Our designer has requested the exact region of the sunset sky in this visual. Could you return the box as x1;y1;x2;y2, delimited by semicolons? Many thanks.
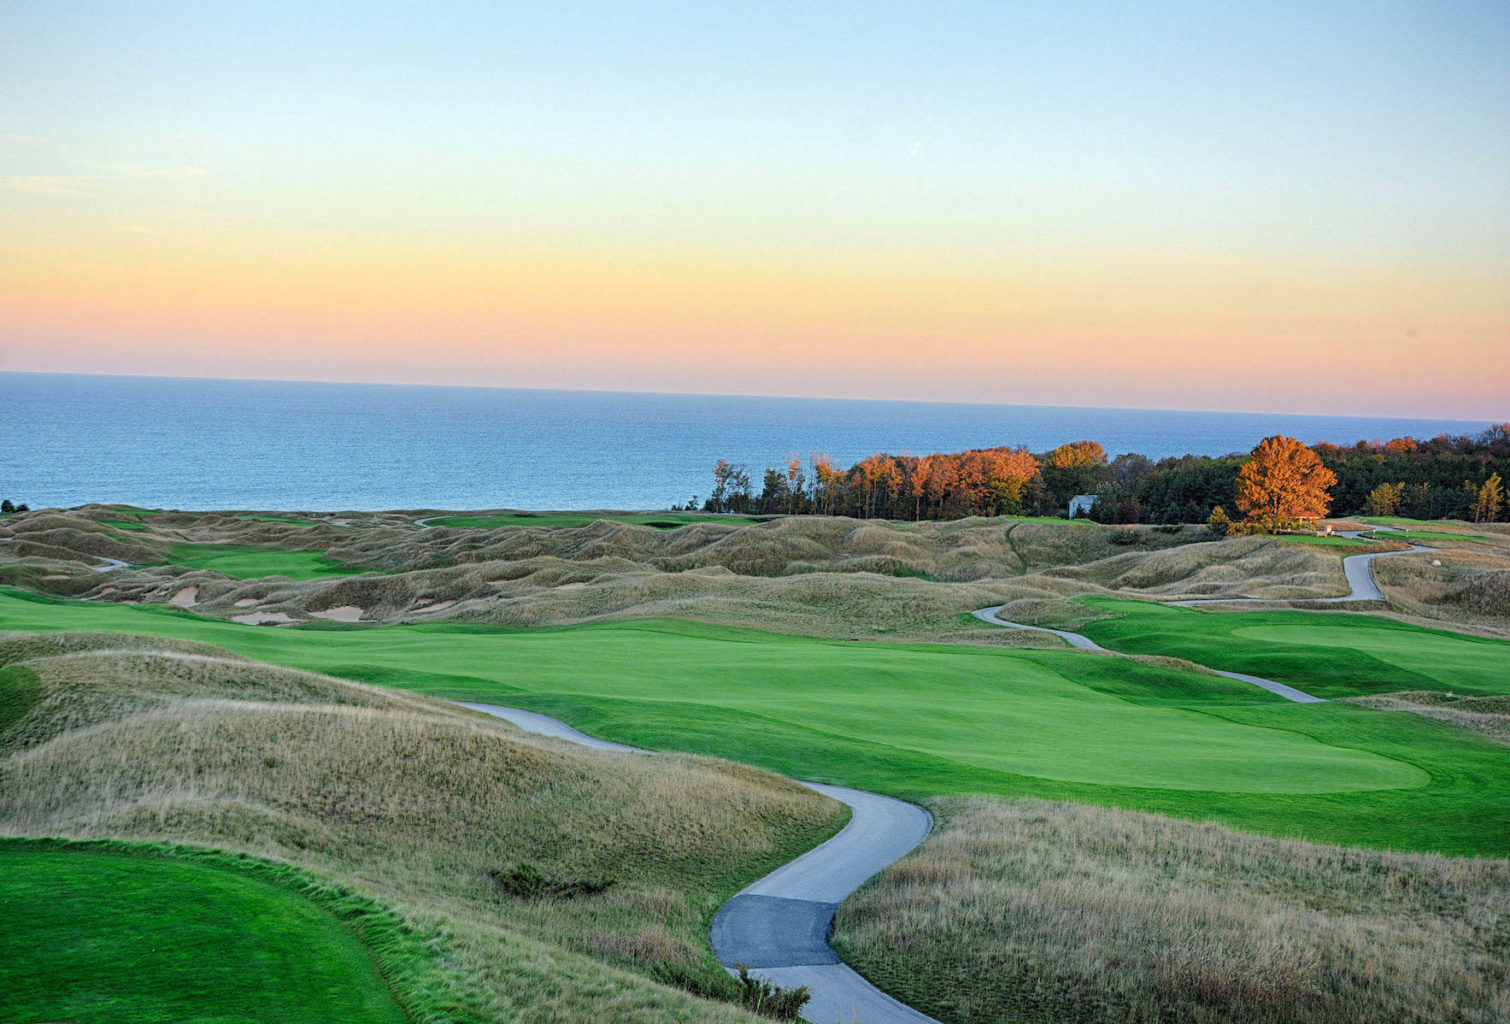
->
3;2;1507;418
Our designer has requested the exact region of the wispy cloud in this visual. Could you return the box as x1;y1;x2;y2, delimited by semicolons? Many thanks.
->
1;174;94;196
1;162;210;197
76;162;209;178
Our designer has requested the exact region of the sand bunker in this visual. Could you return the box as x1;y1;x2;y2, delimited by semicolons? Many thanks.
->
233;598;258;607
232;611;298;626
310;605;364;622
169;586;199;607
412;599;456;613
40;574;68;581
556;582;588;590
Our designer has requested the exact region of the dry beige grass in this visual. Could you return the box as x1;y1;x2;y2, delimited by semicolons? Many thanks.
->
1347;691;1510;746
0;632;846;1023
834;797;1510;1024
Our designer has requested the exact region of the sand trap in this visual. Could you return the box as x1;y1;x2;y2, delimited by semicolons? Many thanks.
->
556;582;588;590
232;611;298;626
412;599;455;613
169;585;199;607
233;598;258;607
98;586;119;595
40;574;68;580
311;605;364;622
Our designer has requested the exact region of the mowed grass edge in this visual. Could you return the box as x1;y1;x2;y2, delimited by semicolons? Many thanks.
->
0;837;449;1024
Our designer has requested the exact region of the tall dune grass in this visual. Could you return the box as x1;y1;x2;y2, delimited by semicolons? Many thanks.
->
834;797;1510;1024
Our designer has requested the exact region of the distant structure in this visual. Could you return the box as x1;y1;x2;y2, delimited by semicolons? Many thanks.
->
1068;494;1097;519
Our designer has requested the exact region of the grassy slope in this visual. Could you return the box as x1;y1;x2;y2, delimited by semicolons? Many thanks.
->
1072;597;1510;697
834;797;1510;1024
166;543;364;581
0;633;843;1024
427;512;773;529
1;589;1504;854
0;841;409;1024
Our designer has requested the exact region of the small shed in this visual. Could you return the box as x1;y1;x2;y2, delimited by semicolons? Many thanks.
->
1068;494;1097;519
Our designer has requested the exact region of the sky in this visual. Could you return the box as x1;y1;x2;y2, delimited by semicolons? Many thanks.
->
2;1;1507;418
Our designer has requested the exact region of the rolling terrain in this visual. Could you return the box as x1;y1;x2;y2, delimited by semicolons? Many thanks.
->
1;505;1507;1022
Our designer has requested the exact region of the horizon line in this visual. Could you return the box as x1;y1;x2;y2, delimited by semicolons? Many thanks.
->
0;368;1498;429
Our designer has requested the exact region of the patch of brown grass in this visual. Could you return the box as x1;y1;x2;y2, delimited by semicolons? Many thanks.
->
834;797;1510;1024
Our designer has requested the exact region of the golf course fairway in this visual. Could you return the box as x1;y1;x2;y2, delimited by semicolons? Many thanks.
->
1;587;1505;855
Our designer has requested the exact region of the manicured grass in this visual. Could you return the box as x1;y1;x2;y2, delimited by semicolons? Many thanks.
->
426;512;776;529
0;840;409;1024
166;543;364;581
1072;597;1510;698
101;519;150;531
1359;515;1473;528
1360;527;1492;543
1273;533;1379;548
0;588;1504;854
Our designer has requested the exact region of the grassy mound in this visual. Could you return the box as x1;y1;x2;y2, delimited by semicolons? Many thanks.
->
0;840;410;1024
834;797;1510;1024
0;632;844;1023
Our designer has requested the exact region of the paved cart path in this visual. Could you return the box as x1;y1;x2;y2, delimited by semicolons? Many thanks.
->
458;702;940;1024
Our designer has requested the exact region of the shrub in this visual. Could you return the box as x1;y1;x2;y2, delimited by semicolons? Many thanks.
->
733;965;810;1020
487;862;617;899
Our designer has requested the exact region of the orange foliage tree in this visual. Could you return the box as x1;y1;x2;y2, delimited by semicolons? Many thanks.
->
1234;436;1337;531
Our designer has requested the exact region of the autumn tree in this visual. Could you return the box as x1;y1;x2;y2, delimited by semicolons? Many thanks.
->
1473;473;1504;523
1233;436;1338;532
1041;440;1107;508
1362;482;1403;517
784;455;805;514
810;454;837;515
1206;505;1231;536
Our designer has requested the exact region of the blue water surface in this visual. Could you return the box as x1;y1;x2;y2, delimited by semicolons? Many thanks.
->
3;372;1490;511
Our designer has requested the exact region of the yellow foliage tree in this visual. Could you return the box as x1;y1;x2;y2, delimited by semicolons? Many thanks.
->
1234;436;1338;532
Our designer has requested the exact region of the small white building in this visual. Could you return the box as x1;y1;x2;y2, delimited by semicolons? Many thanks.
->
1068;494;1097;519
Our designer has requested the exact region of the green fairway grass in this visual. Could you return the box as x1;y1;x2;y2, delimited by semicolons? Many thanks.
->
167;543;364;580
101;519;150;531
1071;597;1510;698
1359;515;1475;528
1273;534;1380;548
0;840;409;1024
0;588;1504;854
426;511;775;529
1360;527;1491;543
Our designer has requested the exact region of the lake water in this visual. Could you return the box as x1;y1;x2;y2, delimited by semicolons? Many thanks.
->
3;372;1491;511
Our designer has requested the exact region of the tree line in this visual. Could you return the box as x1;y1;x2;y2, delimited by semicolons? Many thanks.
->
691;423;1510;525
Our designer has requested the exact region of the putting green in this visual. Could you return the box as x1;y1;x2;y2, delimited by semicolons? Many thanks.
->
0;842;407;1024
1075;598;1510;698
166;543;363;581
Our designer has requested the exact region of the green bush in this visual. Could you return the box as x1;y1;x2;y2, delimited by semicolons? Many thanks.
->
733;965;811;1020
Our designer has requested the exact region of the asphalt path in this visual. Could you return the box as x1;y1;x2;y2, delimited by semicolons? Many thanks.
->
458;702;940;1024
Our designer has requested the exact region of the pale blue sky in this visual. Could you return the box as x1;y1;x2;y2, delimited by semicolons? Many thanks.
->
3;2;1507;416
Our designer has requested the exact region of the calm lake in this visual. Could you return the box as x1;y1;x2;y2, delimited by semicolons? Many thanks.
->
4;372;1490;511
